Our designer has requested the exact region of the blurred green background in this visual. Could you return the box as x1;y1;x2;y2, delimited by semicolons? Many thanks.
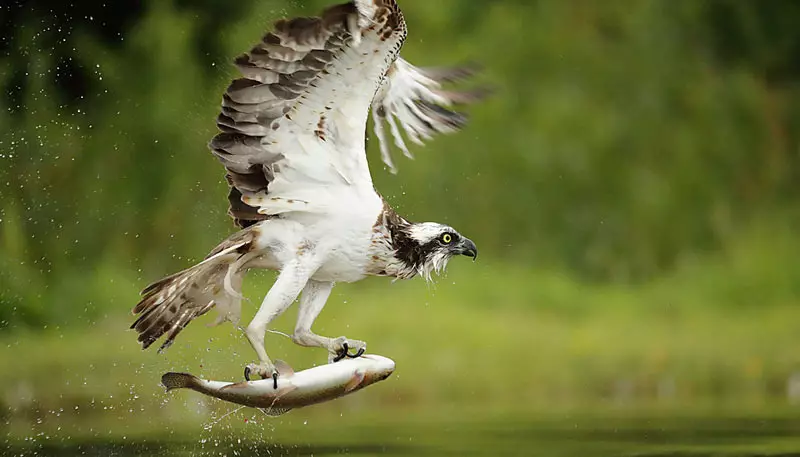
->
2;0;800;455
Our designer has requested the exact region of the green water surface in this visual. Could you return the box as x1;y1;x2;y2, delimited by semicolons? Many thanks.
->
4;412;800;456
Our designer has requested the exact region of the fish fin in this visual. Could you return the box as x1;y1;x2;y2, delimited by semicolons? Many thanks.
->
274;359;295;377
344;369;366;393
161;372;199;392
260;406;292;417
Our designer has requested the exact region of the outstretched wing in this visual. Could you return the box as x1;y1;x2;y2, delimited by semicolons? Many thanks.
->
211;0;407;226
371;58;487;173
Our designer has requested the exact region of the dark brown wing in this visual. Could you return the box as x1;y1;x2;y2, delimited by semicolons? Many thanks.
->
209;0;407;228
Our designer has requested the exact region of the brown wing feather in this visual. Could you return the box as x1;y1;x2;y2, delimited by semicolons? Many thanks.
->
208;0;406;228
370;58;489;173
227;186;269;228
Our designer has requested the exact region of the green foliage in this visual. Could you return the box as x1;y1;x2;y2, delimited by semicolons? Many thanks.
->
1;3;800;444
0;0;799;328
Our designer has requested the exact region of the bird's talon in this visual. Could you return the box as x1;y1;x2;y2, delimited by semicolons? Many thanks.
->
272;371;278;390
332;341;349;362
244;362;276;383
348;347;365;358
329;337;366;363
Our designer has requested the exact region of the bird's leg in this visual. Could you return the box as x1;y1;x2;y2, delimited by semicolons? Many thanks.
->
292;280;367;363
244;260;311;387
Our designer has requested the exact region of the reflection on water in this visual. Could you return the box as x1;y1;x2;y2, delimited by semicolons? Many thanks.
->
4;416;800;456
1;442;412;456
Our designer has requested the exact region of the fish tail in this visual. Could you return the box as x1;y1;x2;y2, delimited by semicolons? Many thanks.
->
161;372;200;392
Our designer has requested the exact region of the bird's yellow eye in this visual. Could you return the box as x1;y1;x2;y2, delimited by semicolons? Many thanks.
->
441;233;453;244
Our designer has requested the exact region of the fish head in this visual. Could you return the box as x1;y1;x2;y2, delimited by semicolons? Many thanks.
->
359;354;396;386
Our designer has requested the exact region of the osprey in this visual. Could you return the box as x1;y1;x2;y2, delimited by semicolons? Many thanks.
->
131;0;483;386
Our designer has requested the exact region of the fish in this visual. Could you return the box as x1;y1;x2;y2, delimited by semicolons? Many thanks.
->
161;354;395;416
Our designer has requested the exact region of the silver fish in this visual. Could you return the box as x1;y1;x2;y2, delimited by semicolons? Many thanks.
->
161;354;395;416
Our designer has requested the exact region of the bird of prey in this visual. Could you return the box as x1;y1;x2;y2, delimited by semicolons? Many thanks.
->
131;0;483;387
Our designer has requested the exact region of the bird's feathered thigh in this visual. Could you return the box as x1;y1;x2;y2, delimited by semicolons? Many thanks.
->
131;201;386;352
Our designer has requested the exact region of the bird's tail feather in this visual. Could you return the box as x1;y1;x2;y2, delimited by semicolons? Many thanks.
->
131;228;259;352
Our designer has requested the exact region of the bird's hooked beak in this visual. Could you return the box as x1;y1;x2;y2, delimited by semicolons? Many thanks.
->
457;238;478;261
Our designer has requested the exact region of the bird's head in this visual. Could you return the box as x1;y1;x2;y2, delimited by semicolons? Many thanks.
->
394;222;478;281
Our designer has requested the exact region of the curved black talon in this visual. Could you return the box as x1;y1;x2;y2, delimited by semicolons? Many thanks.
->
272;371;278;390
333;342;349;362
244;366;252;381
347;347;365;359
